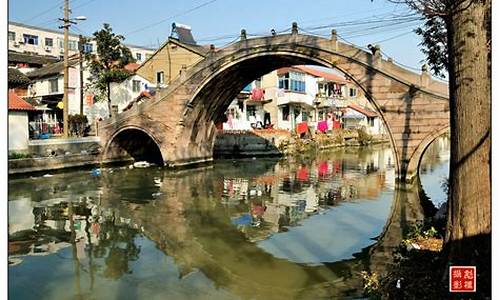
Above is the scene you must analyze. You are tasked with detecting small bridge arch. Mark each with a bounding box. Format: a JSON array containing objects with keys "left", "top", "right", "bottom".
[
  {"left": 99, "top": 30, "right": 449, "bottom": 182},
  {"left": 103, "top": 125, "right": 164, "bottom": 165}
]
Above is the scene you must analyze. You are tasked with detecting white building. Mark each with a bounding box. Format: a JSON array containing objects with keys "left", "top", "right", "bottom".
[
  {"left": 8, "top": 21, "right": 154, "bottom": 64},
  {"left": 109, "top": 73, "right": 153, "bottom": 113},
  {"left": 8, "top": 91, "right": 37, "bottom": 152},
  {"left": 342, "top": 104, "right": 386, "bottom": 136},
  {"left": 223, "top": 65, "right": 378, "bottom": 135}
]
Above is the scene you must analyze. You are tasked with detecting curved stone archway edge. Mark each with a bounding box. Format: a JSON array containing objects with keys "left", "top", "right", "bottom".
[{"left": 98, "top": 33, "right": 449, "bottom": 182}]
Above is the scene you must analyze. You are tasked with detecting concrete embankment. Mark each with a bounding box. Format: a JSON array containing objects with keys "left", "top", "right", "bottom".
[
  {"left": 8, "top": 137, "right": 103, "bottom": 175},
  {"left": 213, "top": 129, "right": 291, "bottom": 158}
]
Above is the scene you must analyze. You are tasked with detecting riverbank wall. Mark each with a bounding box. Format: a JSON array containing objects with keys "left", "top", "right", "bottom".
[
  {"left": 8, "top": 137, "right": 104, "bottom": 175},
  {"left": 9, "top": 129, "right": 389, "bottom": 175}
]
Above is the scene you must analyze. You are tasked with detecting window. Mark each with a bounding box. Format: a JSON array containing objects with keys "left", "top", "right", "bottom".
[
  {"left": 281, "top": 105, "right": 290, "bottom": 121},
  {"left": 45, "top": 38, "right": 53, "bottom": 47},
  {"left": 368, "top": 117, "right": 375, "bottom": 127},
  {"left": 68, "top": 40, "right": 78, "bottom": 51},
  {"left": 83, "top": 43, "right": 93, "bottom": 53},
  {"left": 8, "top": 31, "right": 15, "bottom": 41},
  {"left": 156, "top": 71, "right": 164, "bottom": 84},
  {"left": 23, "top": 34, "right": 38, "bottom": 45},
  {"left": 278, "top": 73, "right": 289, "bottom": 90},
  {"left": 136, "top": 53, "right": 142, "bottom": 61},
  {"left": 302, "top": 111, "right": 308, "bottom": 122},
  {"left": 49, "top": 79, "right": 59, "bottom": 93},
  {"left": 246, "top": 105, "right": 256, "bottom": 118},
  {"left": 278, "top": 71, "right": 305, "bottom": 92},
  {"left": 242, "top": 83, "right": 252, "bottom": 92},
  {"left": 349, "top": 87, "right": 357, "bottom": 97},
  {"left": 132, "top": 80, "right": 141, "bottom": 92},
  {"left": 58, "top": 39, "right": 64, "bottom": 48}
]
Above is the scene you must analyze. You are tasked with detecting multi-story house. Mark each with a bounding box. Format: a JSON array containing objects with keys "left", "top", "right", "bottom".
[
  {"left": 222, "top": 65, "right": 386, "bottom": 136},
  {"left": 7, "top": 21, "right": 156, "bottom": 136},
  {"left": 8, "top": 22, "right": 154, "bottom": 64},
  {"left": 134, "top": 23, "right": 210, "bottom": 88}
]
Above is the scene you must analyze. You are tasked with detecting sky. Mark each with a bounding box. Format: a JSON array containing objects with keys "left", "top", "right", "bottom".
[{"left": 8, "top": 0, "right": 430, "bottom": 74}]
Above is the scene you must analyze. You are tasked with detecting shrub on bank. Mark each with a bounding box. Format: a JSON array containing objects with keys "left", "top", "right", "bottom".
[
  {"left": 357, "top": 128, "right": 373, "bottom": 145},
  {"left": 9, "top": 152, "right": 32, "bottom": 159},
  {"left": 68, "top": 114, "right": 89, "bottom": 137}
]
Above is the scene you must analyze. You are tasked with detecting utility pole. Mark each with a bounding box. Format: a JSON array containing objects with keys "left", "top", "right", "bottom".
[
  {"left": 62, "top": 0, "right": 69, "bottom": 137},
  {"left": 79, "top": 34, "right": 84, "bottom": 115},
  {"left": 59, "top": 1, "right": 86, "bottom": 136}
]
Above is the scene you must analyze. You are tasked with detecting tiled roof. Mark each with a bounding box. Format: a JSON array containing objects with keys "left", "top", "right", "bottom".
[
  {"left": 277, "top": 66, "right": 348, "bottom": 83},
  {"left": 124, "top": 63, "right": 140, "bottom": 72},
  {"left": 295, "top": 66, "right": 349, "bottom": 84},
  {"left": 8, "top": 50, "right": 60, "bottom": 66},
  {"left": 9, "top": 91, "right": 37, "bottom": 111},
  {"left": 8, "top": 68, "right": 31, "bottom": 87},
  {"left": 347, "top": 104, "right": 378, "bottom": 118},
  {"left": 26, "top": 58, "right": 79, "bottom": 79}
]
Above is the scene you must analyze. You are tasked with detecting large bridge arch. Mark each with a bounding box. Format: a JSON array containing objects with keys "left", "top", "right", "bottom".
[
  {"left": 179, "top": 49, "right": 402, "bottom": 174},
  {"left": 98, "top": 32, "right": 449, "bottom": 182}
]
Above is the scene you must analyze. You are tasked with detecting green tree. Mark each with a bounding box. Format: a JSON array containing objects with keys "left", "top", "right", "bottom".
[
  {"left": 85, "top": 23, "right": 134, "bottom": 117},
  {"left": 414, "top": 16, "right": 448, "bottom": 78}
]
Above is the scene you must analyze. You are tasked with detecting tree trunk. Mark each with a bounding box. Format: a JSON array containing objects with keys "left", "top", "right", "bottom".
[
  {"left": 107, "top": 81, "right": 112, "bottom": 118},
  {"left": 444, "top": 0, "right": 490, "bottom": 283}
]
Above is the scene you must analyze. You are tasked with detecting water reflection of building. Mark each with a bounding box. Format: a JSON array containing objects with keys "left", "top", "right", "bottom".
[
  {"left": 9, "top": 195, "right": 142, "bottom": 279},
  {"left": 220, "top": 146, "right": 396, "bottom": 243}
]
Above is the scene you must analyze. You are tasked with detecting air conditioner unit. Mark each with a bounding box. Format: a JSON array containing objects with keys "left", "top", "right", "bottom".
[
  {"left": 44, "top": 46, "right": 52, "bottom": 52},
  {"left": 59, "top": 48, "right": 64, "bottom": 54},
  {"left": 13, "top": 42, "right": 20, "bottom": 47},
  {"left": 18, "top": 39, "right": 24, "bottom": 44}
]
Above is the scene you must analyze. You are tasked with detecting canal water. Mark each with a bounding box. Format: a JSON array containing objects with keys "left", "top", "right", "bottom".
[{"left": 8, "top": 138, "right": 449, "bottom": 300}]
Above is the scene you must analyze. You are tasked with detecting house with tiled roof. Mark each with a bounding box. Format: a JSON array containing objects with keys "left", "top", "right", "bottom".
[
  {"left": 221, "top": 64, "right": 381, "bottom": 135},
  {"left": 134, "top": 22, "right": 210, "bottom": 87},
  {"left": 342, "top": 104, "right": 385, "bottom": 136},
  {"left": 8, "top": 91, "right": 37, "bottom": 152}
]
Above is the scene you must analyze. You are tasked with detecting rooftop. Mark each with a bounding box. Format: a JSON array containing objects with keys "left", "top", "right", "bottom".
[
  {"left": 9, "top": 90, "right": 37, "bottom": 111},
  {"left": 347, "top": 104, "right": 378, "bottom": 118},
  {"left": 26, "top": 57, "right": 79, "bottom": 79},
  {"left": 8, "top": 50, "right": 60, "bottom": 66},
  {"left": 277, "top": 65, "right": 348, "bottom": 84},
  {"left": 8, "top": 68, "right": 31, "bottom": 87},
  {"left": 9, "top": 21, "right": 156, "bottom": 51}
]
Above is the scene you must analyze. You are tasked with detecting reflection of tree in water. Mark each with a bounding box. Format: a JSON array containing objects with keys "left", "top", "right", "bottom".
[{"left": 92, "top": 222, "right": 141, "bottom": 280}]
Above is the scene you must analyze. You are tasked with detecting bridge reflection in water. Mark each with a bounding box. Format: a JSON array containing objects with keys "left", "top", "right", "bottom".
[{"left": 8, "top": 142, "right": 449, "bottom": 300}]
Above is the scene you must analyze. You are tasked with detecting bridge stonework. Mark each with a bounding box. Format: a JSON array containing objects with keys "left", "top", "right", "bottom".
[{"left": 98, "top": 33, "right": 449, "bottom": 182}]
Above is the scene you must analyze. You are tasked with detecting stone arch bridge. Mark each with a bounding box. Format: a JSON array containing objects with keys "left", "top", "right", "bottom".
[{"left": 98, "top": 29, "right": 449, "bottom": 182}]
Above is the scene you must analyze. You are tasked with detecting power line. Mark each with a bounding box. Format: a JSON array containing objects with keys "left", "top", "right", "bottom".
[
  {"left": 124, "top": 0, "right": 219, "bottom": 37},
  {"left": 73, "top": 0, "right": 98, "bottom": 10},
  {"left": 21, "top": 1, "right": 64, "bottom": 24}
]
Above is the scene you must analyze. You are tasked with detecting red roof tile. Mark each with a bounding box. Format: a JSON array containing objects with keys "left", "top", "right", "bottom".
[
  {"left": 347, "top": 104, "right": 378, "bottom": 118},
  {"left": 124, "top": 63, "right": 140, "bottom": 72},
  {"left": 277, "top": 66, "right": 348, "bottom": 83},
  {"left": 295, "top": 66, "right": 348, "bottom": 83},
  {"left": 8, "top": 91, "right": 36, "bottom": 111}
]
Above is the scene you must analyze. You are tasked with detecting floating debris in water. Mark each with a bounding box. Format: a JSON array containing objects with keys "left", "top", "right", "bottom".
[
  {"left": 42, "top": 174, "right": 53, "bottom": 177},
  {"left": 134, "top": 161, "right": 152, "bottom": 168},
  {"left": 91, "top": 168, "right": 101, "bottom": 177},
  {"left": 152, "top": 192, "right": 162, "bottom": 197}
]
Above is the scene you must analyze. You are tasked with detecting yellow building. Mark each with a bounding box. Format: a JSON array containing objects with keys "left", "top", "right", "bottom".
[{"left": 135, "top": 23, "right": 210, "bottom": 87}]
